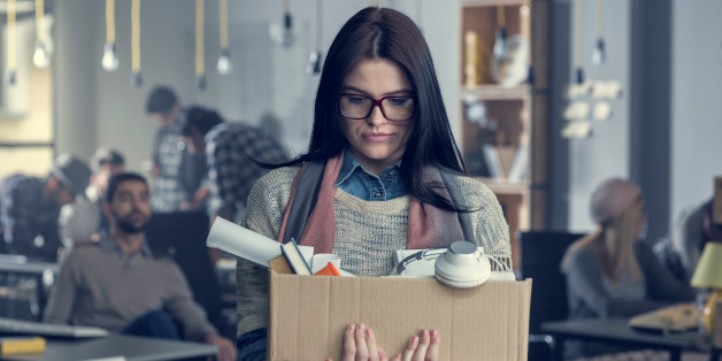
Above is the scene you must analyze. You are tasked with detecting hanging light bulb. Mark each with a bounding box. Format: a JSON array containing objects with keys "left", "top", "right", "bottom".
[
  {"left": 281, "top": 11, "right": 294, "bottom": 48},
  {"left": 307, "top": 0, "right": 322, "bottom": 75},
  {"left": 102, "top": 43, "right": 119, "bottom": 71},
  {"left": 102, "top": 0, "right": 119, "bottom": 72},
  {"left": 130, "top": 0, "right": 142, "bottom": 87},
  {"left": 217, "top": 49, "right": 232, "bottom": 75},
  {"left": 33, "top": 42, "right": 50, "bottom": 69},
  {"left": 216, "top": 0, "right": 232, "bottom": 75},
  {"left": 6, "top": 0, "right": 17, "bottom": 85},
  {"left": 592, "top": 39, "right": 605, "bottom": 66},
  {"left": 33, "top": 0, "right": 50, "bottom": 68},
  {"left": 591, "top": 0, "right": 606, "bottom": 66},
  {"left": 195, "top": 0, "right": 207, "bottom": 89}
]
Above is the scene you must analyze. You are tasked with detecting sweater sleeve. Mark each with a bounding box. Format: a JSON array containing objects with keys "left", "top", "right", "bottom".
[
  {"left": 235, "top": 167, "right": 296, "bottom": 337},
  {"left": 459, "top": 177, "right": 512, "bottom": 272},
  {"left": 565, "top": 248, "right": 668, "bottom": 318}
]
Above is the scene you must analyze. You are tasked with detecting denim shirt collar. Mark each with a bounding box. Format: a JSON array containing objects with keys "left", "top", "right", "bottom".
[{"left": 335, "top": 149, "right": 402, "bottom": 187}]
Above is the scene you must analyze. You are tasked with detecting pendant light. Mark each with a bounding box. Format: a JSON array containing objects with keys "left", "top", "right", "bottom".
[
  {"left": 492, "top": 1, "right": 507, "bottom": 59},
  {"left": 216, "top": 0, "right": 232, "bottom": 75},
  {"left": 281, "top": 0, "right": 294, "bottom": 48},
  {"left": 131, "top": 0, "right": 142, "bottom": 87},
  {"left": 6, "top": 0, "right": 17, "bottom": 85},
  {"left": 573, "top": 0, "right": 584, "bottom": 84},
  {"left": 102, "top": 0, "right": 119, "bottom": 71},
  {"left": 592, "top": 0, "right": 606, "bottom": 66},
  {"left": 306, "top": 0, "right": 322, "bottom": 75},
  {"left": 33, "top": 0, "right": 50, "bottom": 68},
  {"left": 195, "top": 0, "right": 206, "bottom": 89},
  {"left": 521, "top": 0, "right": 534, "bottom": 85}
]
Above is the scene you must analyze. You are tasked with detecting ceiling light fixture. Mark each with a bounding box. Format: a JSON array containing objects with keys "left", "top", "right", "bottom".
[
  {"left": 6, "top": 0, "right": 17, "bottom": 85},
  {"left": 33, "top": 0, "right": 50, "bottom": 68},
  {"left": 195, "top": 0, "right": 206, "bottom": 89},
  {"left": 102, "top": 0, "right": 119, "bottom": 71},
  {"left": 131, "top": 0, "right": 142, "bottom": 87},
  {"left": 216, "top": 0, "right": 232, "bottom": 75}
]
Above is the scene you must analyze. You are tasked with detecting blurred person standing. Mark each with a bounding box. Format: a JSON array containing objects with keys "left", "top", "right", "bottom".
[
  {"left": 145, "top": 86, "right": 207, "bottom": 212},
  {"left": 58, "top": 148, "right": 127, "bottom": 247},
  {"left": 181, "top": 106, "right": 289, "bottom": 223}
]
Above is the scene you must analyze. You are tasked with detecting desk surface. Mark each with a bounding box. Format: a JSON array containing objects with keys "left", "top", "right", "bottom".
[
  {"left": 542, "top": 318, "right": 709, "bottom": 351},
  {"left": 0, "top": 334, "right": 217, "bottom": 361}
]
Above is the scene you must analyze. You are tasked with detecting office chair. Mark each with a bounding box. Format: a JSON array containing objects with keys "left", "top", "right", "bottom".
[
  {"left": 144, "top": 211, "right": 225, "bottom": 336},
  {"left": 520, "top": 230, "right": 584, "bottom": 361}
]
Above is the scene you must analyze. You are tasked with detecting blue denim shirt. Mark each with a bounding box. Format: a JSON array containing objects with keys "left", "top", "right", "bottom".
[{"left": 335, "top": 149, "right": 408, "bottom": 201}]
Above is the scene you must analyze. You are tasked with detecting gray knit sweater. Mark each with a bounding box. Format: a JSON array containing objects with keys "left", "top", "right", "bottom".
[{"left": 235, "top": 165, "right": 511, "bottom": 337}]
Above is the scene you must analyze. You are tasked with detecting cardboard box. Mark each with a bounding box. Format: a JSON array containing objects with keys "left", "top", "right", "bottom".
[{"left": 268, "top": 272, "right": 532, "bottom": 361}]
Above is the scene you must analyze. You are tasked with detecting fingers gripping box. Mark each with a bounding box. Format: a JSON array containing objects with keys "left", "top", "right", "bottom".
[{"left": 268, "top": 272, "right": 532, "bottom": 361}]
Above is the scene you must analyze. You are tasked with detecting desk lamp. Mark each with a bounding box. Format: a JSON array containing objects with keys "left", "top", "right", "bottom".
[{"left": 691, "top": 241, "right": 722, "bottom": 333}]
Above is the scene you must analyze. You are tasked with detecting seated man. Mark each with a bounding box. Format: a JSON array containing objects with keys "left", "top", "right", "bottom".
[
  {"left": 44, "top": 172, "right": 236, "bottom": 361},
  {"left": 0, "top": 154, "right": 91, "bottom": 261}
]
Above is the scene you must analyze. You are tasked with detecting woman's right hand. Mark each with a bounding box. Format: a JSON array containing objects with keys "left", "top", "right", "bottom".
[{"left": 326, "top": 323, "right": 441, "bottom": 361}]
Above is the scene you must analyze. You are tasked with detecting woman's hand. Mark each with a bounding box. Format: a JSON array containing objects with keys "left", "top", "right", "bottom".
[{"left": 326, "top": 324, "right": 441, "bottom": 361}]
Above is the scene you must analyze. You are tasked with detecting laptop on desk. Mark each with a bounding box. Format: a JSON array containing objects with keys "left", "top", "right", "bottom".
[{"left": 0, "top": 317, "right": 108, "bottom": 338}]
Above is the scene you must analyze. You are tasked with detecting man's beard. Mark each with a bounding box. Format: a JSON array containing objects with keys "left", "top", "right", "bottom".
[{"left": 114, "top": 211, "right": 149, "bottom": 234}]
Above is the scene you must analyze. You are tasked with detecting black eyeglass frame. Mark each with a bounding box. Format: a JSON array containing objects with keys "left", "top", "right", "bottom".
[{"left": 338, "top": 93, "right": 416, "bottom": 122}]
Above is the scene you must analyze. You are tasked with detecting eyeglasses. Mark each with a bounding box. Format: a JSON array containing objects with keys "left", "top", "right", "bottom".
[{"left": 339, "top": 93, "right": 415, "bottom": 122}]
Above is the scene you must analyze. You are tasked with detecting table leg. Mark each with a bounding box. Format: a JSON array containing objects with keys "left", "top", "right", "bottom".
[{"left": 669, "top": 348, "right": 681, "bottom": 361}]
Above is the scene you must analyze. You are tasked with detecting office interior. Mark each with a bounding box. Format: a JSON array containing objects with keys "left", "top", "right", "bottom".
[{"left": 0, "top": 0, "right": 721, "bottom": 360}]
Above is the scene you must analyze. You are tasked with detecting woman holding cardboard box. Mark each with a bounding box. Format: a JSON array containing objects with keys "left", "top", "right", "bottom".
[{"left": 235, "top": 6, "right": 511, "bottom": 361}]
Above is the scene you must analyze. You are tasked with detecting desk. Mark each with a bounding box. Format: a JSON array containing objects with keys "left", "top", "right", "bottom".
[
  {"left": 0, "top": 261, "right": 58, "bottom": 321},
  {"left": 542, "top": 319, "right": 721, "bottom": 361},
  {"left": 0, "top": 334, "right": 217, "bottom": 361}
]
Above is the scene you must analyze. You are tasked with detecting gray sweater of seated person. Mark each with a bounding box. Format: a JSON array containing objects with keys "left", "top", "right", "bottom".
[{"left": 562, "top": 241, "right": 695, "bottom": 358}]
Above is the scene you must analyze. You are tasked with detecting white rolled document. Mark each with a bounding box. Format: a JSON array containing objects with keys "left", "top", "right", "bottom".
[
  {"left": 207, "top": 217, "right": 355, "bottom": 276},
  {"left": 206, "top": 217, "right": 284, "bottom": 267}
]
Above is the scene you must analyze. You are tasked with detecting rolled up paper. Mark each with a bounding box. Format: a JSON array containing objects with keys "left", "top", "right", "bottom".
[
  {"left": 206, "top": 217, "right": 283, "bottom": 267},
  {"left": 207, "top": 217, "right": 354, "bottom": 275}
]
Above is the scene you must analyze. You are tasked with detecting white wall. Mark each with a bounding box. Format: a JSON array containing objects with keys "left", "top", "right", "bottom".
[
  {"left": 671, "top": 0, "right": 722, "bottom": 219},
  {"left": 54, "top": 0, "right": 456, "bottom": 174},
  {"left": 562, "top": 0, "right": 633, "bottom": 232}
]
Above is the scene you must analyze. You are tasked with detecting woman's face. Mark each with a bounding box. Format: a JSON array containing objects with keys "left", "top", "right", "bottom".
[{"left": 339, "top": 58, "right": 414, "bottom": 175}]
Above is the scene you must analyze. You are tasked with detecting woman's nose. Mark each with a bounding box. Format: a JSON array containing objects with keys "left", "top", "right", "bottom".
[{"left": 366, "top": 105, "right": 386, "bottom": 125}]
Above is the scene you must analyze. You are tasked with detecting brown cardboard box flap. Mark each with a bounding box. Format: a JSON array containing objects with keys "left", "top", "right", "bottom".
[{"left": 269, "top": 273, "right": 532, "bottom": 361}]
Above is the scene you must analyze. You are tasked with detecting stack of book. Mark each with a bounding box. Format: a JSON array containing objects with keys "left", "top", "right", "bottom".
[{"left": 269, "top": 240, "right": 340, "bottom": 276}]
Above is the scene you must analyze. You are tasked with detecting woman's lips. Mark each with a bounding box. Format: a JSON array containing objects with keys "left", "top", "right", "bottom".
[{"left": 363, "top": 133, "right": 393, "bottom": 141}]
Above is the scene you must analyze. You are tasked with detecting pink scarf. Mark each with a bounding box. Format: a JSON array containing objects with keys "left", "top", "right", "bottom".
[{"left": 277, "top": 153, "right": 465, "bottom": 253}]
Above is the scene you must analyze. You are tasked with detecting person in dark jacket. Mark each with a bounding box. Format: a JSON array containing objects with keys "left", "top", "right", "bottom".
[{"left": 0, "top": 154, "right": 91, "bottom": 261}]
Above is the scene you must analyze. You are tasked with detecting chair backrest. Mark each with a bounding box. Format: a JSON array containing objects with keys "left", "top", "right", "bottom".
[
  {"left": 520, "top": 230, "right": 584, "bottom": 334},
  {"left": 144, "top": 211, "right": 223, "bottom": 330}
]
